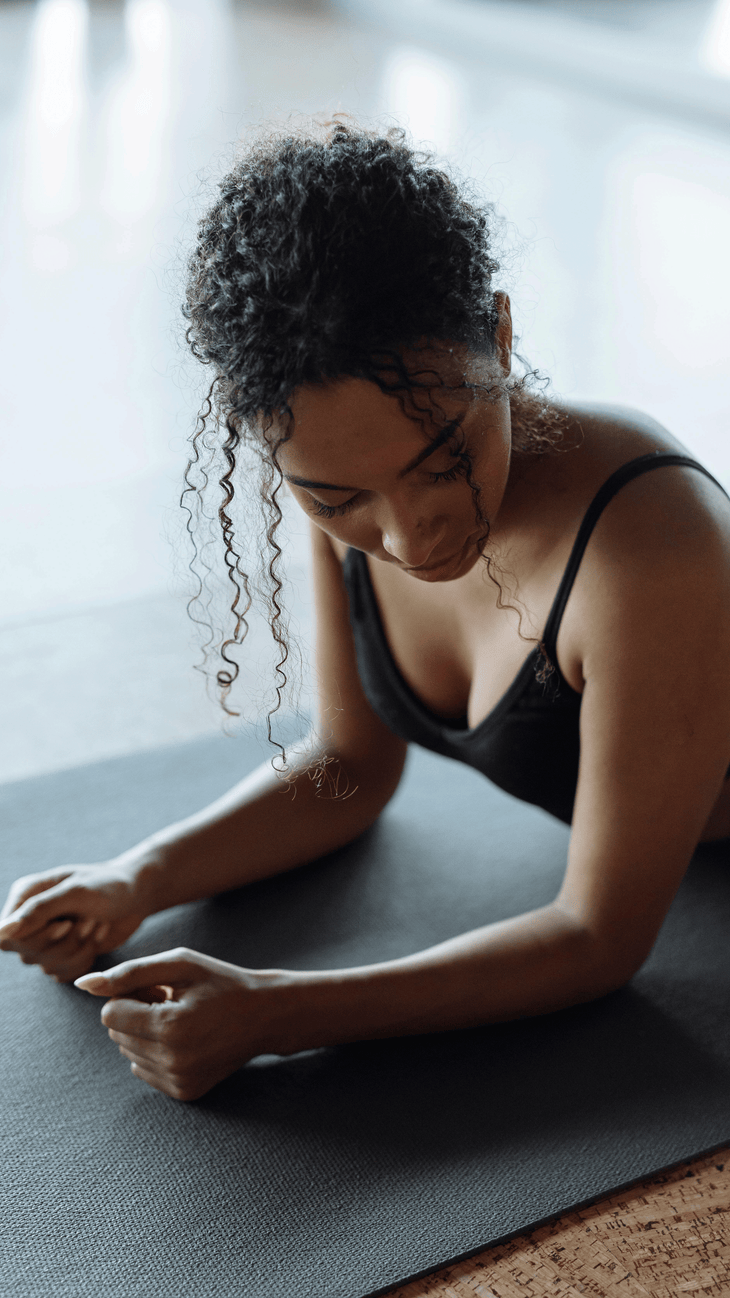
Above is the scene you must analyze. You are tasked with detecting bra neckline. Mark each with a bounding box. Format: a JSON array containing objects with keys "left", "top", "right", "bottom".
[{"left": 352, "top": 548, "right": 570, "bottom": 742}]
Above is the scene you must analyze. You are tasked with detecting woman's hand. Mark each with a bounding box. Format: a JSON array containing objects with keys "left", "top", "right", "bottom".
[
  {"left": 75, "top": 948, "right": 286, "bottom": 1101},
  {"left": 0, "top": 864, "right": 149, "bottom": 983}
]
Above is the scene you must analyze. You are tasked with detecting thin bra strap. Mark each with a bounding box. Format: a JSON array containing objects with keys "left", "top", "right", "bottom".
[{"left": 541, "top": 452, "right": 728, "bottom": 664}]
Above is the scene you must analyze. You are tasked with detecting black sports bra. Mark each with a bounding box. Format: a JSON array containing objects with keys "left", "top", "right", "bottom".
[{"left": 342, "top": 452, "right": 728, "bottom": 824}]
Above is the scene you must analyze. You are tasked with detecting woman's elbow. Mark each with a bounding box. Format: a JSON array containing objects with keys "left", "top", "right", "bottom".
[
  {"left": 583, "top": 933, "right": 653, "bottom": 1000},
  {"left": 553, "top": 907, "right": 652, "bottom": 1003}
]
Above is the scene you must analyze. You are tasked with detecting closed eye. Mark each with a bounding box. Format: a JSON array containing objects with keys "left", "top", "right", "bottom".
[
  {"left": 308, "top": 457, "right": 470, "bottom": 520},
  {"left": 429, "top": 461, "right": 469, "bottom": 486}
]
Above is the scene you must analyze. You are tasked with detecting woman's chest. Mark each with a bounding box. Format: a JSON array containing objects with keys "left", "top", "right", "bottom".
[{"left": 361, "top": 550, "right": 563, "bottom": 729}]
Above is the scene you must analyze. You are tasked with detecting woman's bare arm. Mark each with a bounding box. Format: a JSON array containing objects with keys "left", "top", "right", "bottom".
[
  {"left": 0, "top": 517, "right": 408, "bottom": 978},
  {"left": 126, "top": 736, "right": 406, "bottom": 915},
  {"left": 249, "top": 465, "right": 730, "bottom": 1054},
  {"left": 130, "top": 517, "right": 410, "bottom": 915}
]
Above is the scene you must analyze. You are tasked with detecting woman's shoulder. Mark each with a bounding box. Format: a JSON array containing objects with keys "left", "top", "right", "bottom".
[
  {"left": 506, "top": 398, "right": 730, "bottom": 640},
  {"left": 549, "top": 398, "right": 694, "bottom": 469},
  {"left": 523, "top": 399, "right": 728, "bottom": 535},
  {"left": 537, "top": 402, "right": 730, "bottom": 704}
]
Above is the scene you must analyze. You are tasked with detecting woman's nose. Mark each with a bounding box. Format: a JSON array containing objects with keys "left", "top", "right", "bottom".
[{"left": 381, "top": 512, "right": 447, "bottom": 569}]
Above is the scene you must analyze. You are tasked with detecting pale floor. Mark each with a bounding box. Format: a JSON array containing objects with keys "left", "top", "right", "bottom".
[{"left": 2, "top": 0, "right": 730, "bottom": 785}]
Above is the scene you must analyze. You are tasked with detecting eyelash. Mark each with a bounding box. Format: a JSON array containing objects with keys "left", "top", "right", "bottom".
[{"left": 310, "top": 456, "right": 470, "bottom": 520}]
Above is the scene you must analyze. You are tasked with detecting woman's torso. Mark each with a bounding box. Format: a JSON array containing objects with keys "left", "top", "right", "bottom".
[{"left": 328, "top": 401, "right": 730, "bottom": 832}]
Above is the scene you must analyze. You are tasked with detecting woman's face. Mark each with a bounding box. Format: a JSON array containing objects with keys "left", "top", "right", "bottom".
[{"left": 277, "top": 308, "right": 513, "bottom": 583}]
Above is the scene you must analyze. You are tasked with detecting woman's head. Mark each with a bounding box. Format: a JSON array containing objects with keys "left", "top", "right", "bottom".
[
  {"left": 276, "top": 311, "right": 513, "bottom": 580},
  {"left": 181, "top": 113, "right": 561, "bottom": 770}
]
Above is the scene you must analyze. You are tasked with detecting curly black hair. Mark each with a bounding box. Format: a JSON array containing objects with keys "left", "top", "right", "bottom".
[{"left": 181, "top": 112, "right": 564, "bottom": 788}]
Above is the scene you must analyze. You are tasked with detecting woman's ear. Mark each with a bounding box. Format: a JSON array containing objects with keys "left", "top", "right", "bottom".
[{"left": 493, "top": 291, "right": 512, "bottom": 376}]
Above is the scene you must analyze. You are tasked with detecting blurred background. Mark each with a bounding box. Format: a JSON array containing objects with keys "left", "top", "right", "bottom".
[{"left": 1, "top": 0, "right": 729, "bottom": 785}]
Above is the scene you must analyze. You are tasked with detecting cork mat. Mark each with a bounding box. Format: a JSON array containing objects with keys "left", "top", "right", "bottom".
[
  {"left": 384, "top": 1144, "right": 730, "bottom": 1296},
  {"left": 2, "top": 727, "right": 730, "bottom": 1298}
]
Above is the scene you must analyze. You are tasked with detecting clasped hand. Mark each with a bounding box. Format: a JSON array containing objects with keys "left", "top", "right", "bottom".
[
  {"left": 76, "top": 949, "right": 282, "bottom": 1102},
  {"left": 0, "top": 864, "right": 147, "bottom": 982}
]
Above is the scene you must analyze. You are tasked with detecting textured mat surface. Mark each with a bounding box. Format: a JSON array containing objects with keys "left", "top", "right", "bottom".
[{"left": 2, "top": 727, "right": 730, "bottom": 1298}]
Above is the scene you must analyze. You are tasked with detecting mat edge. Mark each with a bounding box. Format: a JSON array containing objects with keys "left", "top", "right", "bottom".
[{"left": 359, "top": 1136, "right": 730, "bottom": 1298}]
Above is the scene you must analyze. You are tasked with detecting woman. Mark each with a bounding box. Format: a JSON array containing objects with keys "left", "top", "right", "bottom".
[{"left": 2, "top": 116, "right": 730, "bottom": 1103}]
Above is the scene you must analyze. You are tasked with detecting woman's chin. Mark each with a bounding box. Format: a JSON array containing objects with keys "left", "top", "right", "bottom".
[{"left": 404, "top": 537, "right": 478, "bottom": 581}]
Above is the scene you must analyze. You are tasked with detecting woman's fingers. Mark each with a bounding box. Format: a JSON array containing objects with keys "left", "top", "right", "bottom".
[
  {"left": 0, "top": 878, "right": 50, "bottom": 924},
  {"left": 127, "top": 1055, "right": 204, "bottom": 1102},
  {"left": 100, "top": 996, "right": 170, "bottom": 1040},
  {"left": 0, "top": 885, "right": 88, "bottom": 942},
  {"left": 0, "top": 897, "right": 68, "bottom": 943},
  {"left": 17, "top": 921, "right": 93, "bottom": 965},
  {"left": 117, "top": 1042, "right": 156, "bottom": 1067},
  {"left": 76, "top": 952, "right": 199, "bottom": 999},
  {"left": 46, "top": 919, "right": 74, "bottom": 942},
  {"left": 110, "top": 1031, "right": 189, "bottom": 1100},
  {"left": 5, "top": 919, "right": 76, "bottom": 953},
  {"left": 2, "top": 869, "right": 139, "bottom": 964},
  {"left": 5, "top": 916, "right": 113, "bottom": 981},
  {"left": 119, "top": 1046, "right": 159, "bottom": 1071},
  {"left": 0, "top": 872, "right": 74, "bottom": 928},
  {"left": 50, "top": 949, "right": 101, "bottom": 984},
  {"left": 6, "top": 917, "right": 111, "bottom": 969},
  {"left": 108, "top": 1028, "right": 159, "bottom": 1062},
  {"left": 37, "top": 928, "right": 108, "bottom": 982},
  {"left": 49, "top": 916, "right": 106, "bottom": 946},
  {"left": 129, "top": 1061, "right": 182, "bottom": 1099}
]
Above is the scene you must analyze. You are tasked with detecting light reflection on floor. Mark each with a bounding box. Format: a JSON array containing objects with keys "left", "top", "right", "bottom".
[{"left": 2, "top": 0, "right": 729, "bottom": 780}]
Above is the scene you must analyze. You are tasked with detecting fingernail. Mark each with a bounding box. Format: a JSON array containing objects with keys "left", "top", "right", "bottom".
[
  {"left": 50, "top": 920, "right": 73, "bottom": 939},
  {"left": 74, "top": 974, "right": 108, "bottom": 990},
  {"left": 95, "top": 922, "right": 110, "bottom": 943},
  {"left": 77, "top": 918, "right": 95, "bottom": 940}
]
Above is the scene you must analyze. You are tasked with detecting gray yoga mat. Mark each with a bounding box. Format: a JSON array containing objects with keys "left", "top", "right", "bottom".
[{"left": 2, "top": 722, "right": 730, "bottom": 1298}]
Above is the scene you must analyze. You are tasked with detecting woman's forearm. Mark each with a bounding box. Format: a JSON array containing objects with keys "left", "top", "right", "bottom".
[
  {"left": 268, "top": 903, "right": 628, "bottom": 1054},
  {"left": 72, "top": 900, "right": 637, "bottom": 1102},
  {"left": 115, "top": 735, "right": 401, "bottom": 917}
]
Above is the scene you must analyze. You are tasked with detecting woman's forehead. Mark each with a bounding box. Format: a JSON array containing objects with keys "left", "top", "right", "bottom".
[
  {"left": 289, "top": 375, "right": 404, "bottom": 433},
  {"left": 285, "top": 349, "right": 484, "bottom": 433},
  {"left": 280, "top": 378, "right": 425, "bottom": 478}
]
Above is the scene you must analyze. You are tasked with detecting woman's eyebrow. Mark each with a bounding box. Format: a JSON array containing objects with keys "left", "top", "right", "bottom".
[
  {"left": 283, "top": 423, "right": 458, "bottom": 492},
  {"left": 284, "top": 474, "right": 357, "bottom": 491}
]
